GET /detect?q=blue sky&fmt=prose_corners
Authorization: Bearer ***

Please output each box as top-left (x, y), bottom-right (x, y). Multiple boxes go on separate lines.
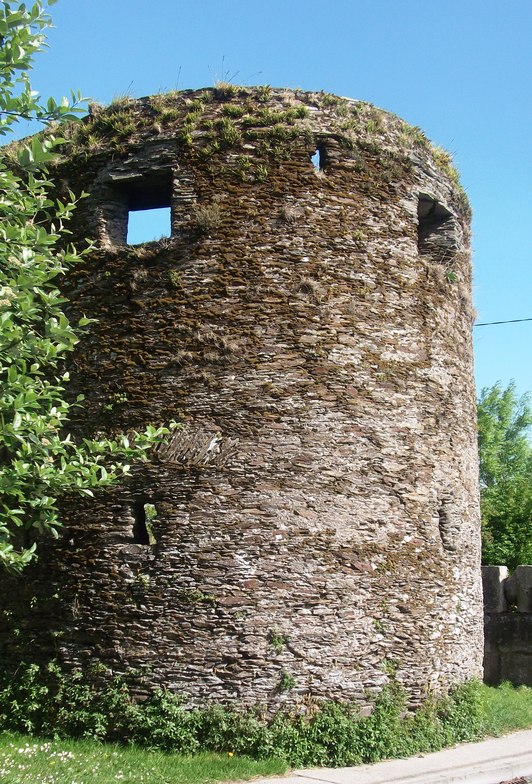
top-left (27, 0), bottom-right (532, 399)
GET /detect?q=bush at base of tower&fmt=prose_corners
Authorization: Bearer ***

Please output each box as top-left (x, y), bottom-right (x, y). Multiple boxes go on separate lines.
top-left (0, 661), bottom-right (496, 767)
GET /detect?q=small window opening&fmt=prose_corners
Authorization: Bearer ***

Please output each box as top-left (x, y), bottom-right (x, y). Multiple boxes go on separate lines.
top-left (127, 206), bottom-right (171, 245)
top-left (310, 143), bottom-right (328, 172)
top-left (106, 172), bottom-right (172, 245)
top-left (417, 195), bottom-right (456, 263)
top-left (132, 501), bottom-right (158, 545)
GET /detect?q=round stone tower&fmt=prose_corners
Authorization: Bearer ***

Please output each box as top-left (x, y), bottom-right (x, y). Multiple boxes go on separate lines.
top-left (2, 87), bottom-right (483, 709)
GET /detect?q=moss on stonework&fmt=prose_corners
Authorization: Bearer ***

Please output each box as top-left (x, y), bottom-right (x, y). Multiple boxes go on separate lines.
top-left (30, 86), bottom-right (467, 217)
top-left (0, 86), bottom-right (480, 712)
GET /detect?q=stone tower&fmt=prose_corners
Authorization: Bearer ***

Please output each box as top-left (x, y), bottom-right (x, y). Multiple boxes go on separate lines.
top-left (1, 87), bottom-right (483, 709)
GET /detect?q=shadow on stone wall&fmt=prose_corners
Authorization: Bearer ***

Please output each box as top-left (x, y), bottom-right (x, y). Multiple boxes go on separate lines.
top-left (483, 565), bottom-right (532, 686)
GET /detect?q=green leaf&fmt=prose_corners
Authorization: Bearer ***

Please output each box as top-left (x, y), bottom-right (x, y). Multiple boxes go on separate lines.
top-left (0, 1), bottom-right (174, 573)
top-left (478, 382), bottom-right (532, 570)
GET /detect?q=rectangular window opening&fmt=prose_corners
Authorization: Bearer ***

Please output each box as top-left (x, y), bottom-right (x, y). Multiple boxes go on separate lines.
top-left (127, 205), bottom-right (171, 245)
top-left (132, 500), bottom-right (158, 545)
top-left (417, 195), bottom-right (457, 264)
top-left (105, 171), bottom-right (173, 245)
top-left (310, 143), bottom-right (329, 172)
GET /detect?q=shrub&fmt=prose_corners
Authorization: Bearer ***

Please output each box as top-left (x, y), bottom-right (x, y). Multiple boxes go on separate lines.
top-left (130, 689), bottom-right (201, 753)
top-left (0, 662), bottom-right (487, 766)
top-left (0, 662), bottom-right (135, 740)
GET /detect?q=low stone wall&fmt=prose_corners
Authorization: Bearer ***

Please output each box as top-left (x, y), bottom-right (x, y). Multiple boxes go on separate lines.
top-left (483, 565), bottom-right (532, 686)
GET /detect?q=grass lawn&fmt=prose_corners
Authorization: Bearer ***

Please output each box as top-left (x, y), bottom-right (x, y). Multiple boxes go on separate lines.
top-left (0, 734), bottom-right (287, 784)
top-left (480, 682), bottom-right (532, 737)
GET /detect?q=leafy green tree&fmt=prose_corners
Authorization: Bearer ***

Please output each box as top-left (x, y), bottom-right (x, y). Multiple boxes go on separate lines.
top-left (478, 382), bottom-right (532, 569)
top-left (0, 1), bottom-right (172, 571)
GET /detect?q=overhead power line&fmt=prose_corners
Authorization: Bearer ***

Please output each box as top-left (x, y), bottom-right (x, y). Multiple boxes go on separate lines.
top-left (474, 317), bottom-right (532, 327)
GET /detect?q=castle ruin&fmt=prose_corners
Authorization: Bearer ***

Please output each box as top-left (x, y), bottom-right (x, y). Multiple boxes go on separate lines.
top-left (0, 87), bottom-right (483, 709)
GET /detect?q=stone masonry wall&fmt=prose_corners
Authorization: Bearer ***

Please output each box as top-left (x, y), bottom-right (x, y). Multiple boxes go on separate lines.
top-left (483, 566), bottom-right (532, 686)
top-left (0, 88), bottom-right (483, 710)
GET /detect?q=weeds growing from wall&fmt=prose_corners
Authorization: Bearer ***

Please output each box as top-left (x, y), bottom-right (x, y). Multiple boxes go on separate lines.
top-left (45, 86), bottom-right (472, 225)
top-left (193, 203), bottom-right (223, 233)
